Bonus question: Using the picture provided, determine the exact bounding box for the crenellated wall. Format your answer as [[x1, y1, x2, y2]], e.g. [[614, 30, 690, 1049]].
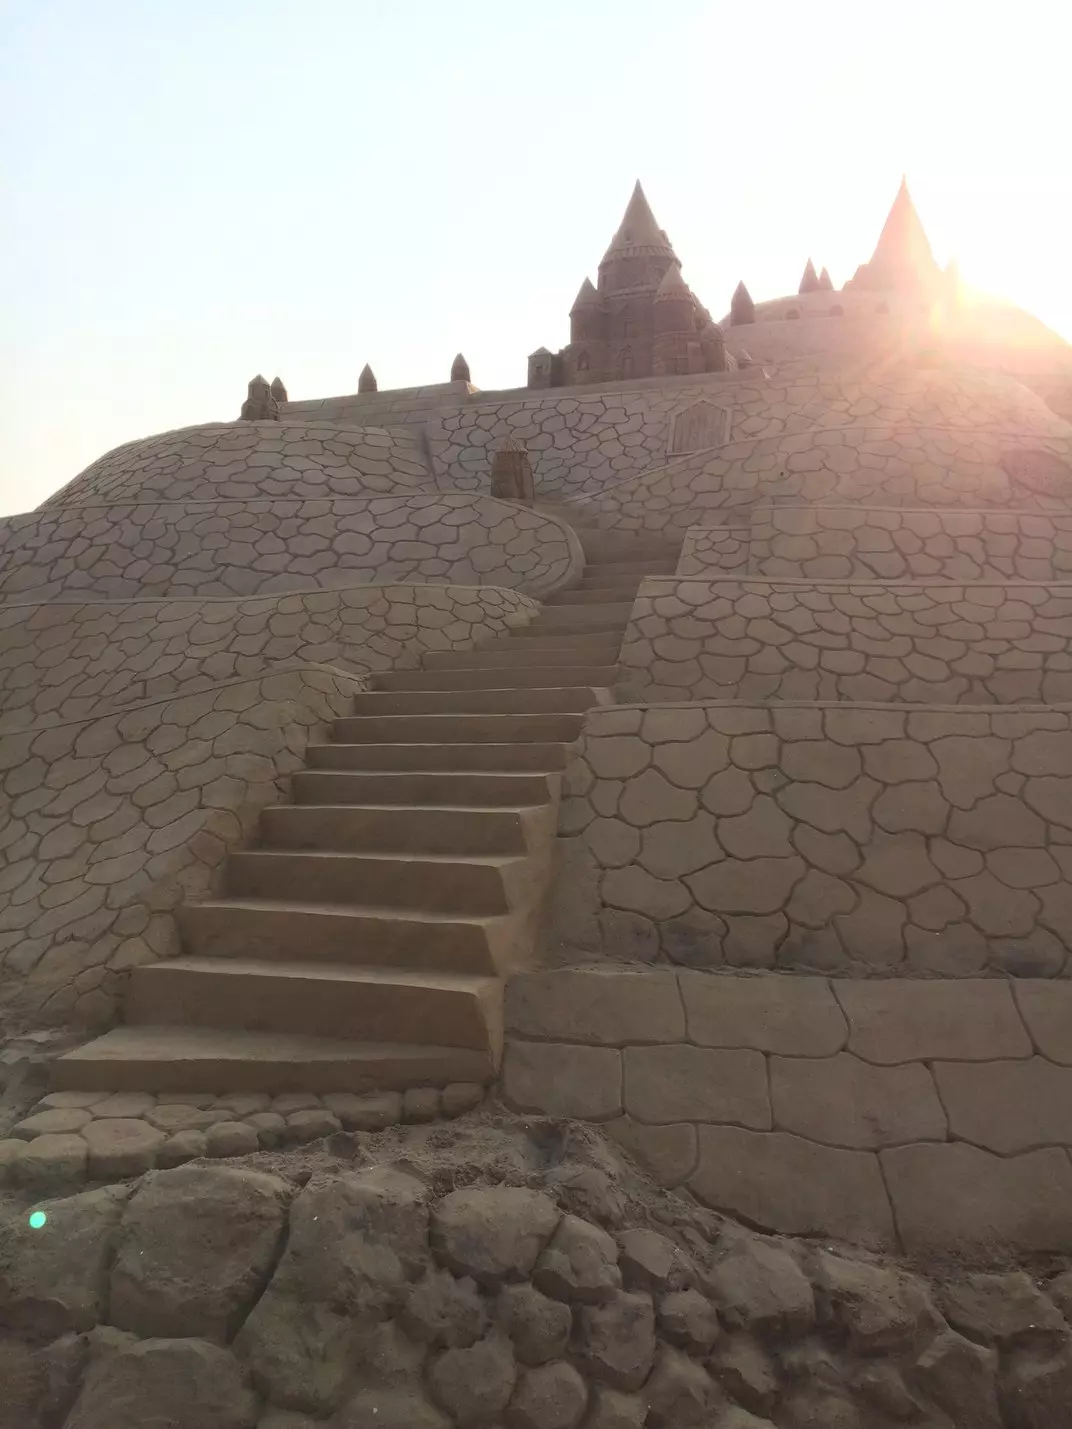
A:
[[552, 700, 1072, 979]]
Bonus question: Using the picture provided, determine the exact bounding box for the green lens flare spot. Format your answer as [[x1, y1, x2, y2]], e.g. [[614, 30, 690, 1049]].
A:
[[28, 1211, 47, 1229]]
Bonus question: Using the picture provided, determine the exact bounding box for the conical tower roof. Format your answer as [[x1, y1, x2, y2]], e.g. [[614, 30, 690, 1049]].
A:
[[570, 277, 599, 312], [654, 263, 690, 301], [600, 181, 677, 264], [859, 177, 940, 288], [799, 259, 820, 295]]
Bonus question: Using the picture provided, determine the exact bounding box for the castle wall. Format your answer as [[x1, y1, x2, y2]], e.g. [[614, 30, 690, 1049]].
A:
[[0, 584, 536, 735], [574, 425, 1072, 535], [0, 495, 583, 602], [749, 505, 1072, 579], [427, 366, 1070, 503], [503, 965, 1072, 1249], [617, 577, 1072, 704], [42, 422, 434, 509], [552, 700, 1072, 978]]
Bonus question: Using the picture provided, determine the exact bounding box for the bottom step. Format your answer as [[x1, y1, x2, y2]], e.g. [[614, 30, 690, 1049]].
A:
[[51, 1026, 493, 1094]]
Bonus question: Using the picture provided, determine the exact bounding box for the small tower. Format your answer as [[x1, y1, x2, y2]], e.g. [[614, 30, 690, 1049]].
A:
[[240, 374, 278, 422], [799, 259, 821, 295], [818, 267, 834, 292], [270, 376, 288, 402], [358, 364, 378, 394], [730, 281, 756, 326], [527, 347, 554, 390], [845, 177, 942, 294], [569, 278, 601, 344], [451, 353, 471, 383], [653, 264, 696, 376]]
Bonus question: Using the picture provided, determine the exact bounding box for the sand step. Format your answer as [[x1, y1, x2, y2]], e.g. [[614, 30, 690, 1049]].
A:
[[292, 767, 558, 807], [259, 802, 549, 857], [574, 577, 648, 593], [374, 665, 619, 692], [179, 899, 511, 975], [421, 639, 621, 670], [583, 557, 677, 574], [51, 1025, 493, 1094], [306, 741, 571, 773], [126, 959, 501, 1053], [228, 847, 531, 916], [329, 712, 585, 744], [521, 604, 635, 630], [350, 685, 604, 716], [544, 588, 640, 607]]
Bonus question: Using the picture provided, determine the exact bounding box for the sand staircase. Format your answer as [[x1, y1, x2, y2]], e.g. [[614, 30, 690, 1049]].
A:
[[53, 513, 680, 1094]]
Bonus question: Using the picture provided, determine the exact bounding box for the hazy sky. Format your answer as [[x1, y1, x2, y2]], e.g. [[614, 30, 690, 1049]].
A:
[[2, 0, 1069, 515]]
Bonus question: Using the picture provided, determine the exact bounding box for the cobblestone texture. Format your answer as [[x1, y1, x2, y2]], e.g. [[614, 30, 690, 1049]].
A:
[[0, 667, 363, 1027], [41, 421, 434, 508], [0, 494, 581, 602], [618, 577, 1072, 704], [750, 505, 1072, 580], [0, 584, 535, 734], [675, 525, 750, 576], [1, 1085, 485, 1190], [427, 366, 1071, 508], [503, 966, 1072, 1250], [553, 700, 1072, 976], [6, 1138, 1064, 1424], [571, 435, 1072, 541]]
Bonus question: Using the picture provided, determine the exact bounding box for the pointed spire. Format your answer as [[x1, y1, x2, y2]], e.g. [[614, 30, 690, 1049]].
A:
[[654, 263, 689, 300], [451, 353, 471, 382], [818, 267, 834, 292], [358, 363, 377, 394], [730, 281, 756, 326], [270, 376, 288, 401], [601, 180, 676, 262], [849, 176, 941, 292], [570, 277, 599, 312], [799, 259, 820, 295]]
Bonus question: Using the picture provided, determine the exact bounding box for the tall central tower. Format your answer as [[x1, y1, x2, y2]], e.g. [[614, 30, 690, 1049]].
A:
[[528, 182, 730, 388]]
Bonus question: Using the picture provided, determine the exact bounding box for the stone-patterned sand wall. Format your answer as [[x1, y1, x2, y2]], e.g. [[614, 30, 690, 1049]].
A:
[[0, 585, 536, 735], [552, 701, 1072, 978], [567, 424, 1072, 537], [617, 577, 1072, 705], [39, 422, 433, 509], [9, 1144, 1068, 1426], [675, 527, 750, 576], [750, 505, 1072, 580], [0, 667, 362, 1030], [0, 494, 582, 602], [428, 365, 1071, 500], [505, 967, 1072, 1251]]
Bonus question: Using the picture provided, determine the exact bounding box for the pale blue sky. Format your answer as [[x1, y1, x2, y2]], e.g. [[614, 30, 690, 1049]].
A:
[[2, 0, 1069, 515]]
